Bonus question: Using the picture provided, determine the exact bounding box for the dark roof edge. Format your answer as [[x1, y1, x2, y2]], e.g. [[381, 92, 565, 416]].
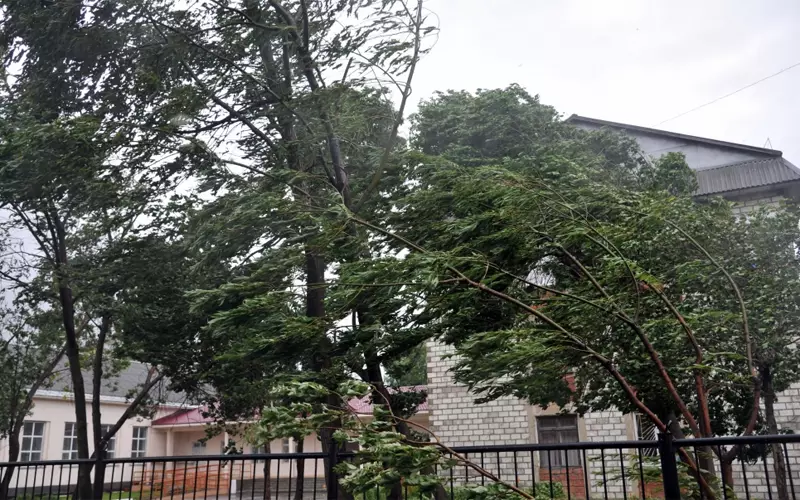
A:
[[566, 115, 782, 158], [695, 178, 800, 198]]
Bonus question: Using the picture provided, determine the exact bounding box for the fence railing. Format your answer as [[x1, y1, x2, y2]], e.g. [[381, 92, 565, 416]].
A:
[[1, 433, 799, 499]]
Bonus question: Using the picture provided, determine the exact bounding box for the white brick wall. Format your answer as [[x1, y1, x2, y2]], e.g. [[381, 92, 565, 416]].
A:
[[427, 340, 533, 485], [730, 196, 782, 215]]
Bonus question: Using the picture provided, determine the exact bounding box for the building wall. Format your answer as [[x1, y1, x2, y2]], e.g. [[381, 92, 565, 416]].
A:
[[0, 394, 181, 492], [427, 341, 534, 484], [0, 395, 177, 463], [573, 123, 768, 169]]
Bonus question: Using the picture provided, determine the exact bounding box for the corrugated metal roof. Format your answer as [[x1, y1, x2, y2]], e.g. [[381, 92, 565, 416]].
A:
[[695, 157, 800, 196]]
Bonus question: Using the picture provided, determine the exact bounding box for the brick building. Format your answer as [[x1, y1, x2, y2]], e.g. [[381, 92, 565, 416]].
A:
[[426, 117, 800, 497]]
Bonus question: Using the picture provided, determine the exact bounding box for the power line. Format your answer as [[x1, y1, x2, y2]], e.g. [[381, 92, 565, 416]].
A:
[[657, 60, 800, 126]]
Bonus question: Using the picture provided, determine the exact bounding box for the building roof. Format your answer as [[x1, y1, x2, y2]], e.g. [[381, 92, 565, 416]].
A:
[[566, 114, 800, 197], [151, 386, 429, 427], [347, 386, 429, 414], [566, 115, 782, 157], [48, 361, 188, 405], [695, 157, 800, 196]]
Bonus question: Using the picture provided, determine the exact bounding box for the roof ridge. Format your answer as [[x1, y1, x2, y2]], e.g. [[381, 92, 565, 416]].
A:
[[567, 114, 783, 157]]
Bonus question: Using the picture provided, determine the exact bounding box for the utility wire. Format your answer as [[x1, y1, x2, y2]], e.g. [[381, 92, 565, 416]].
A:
[[657, 60, 800, 125]]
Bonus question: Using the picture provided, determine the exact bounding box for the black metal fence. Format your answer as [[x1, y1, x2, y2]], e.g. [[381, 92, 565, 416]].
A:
[[1, 433, 799, 499]]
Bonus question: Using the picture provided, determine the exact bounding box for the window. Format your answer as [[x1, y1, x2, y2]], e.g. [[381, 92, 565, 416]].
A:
[[131, 427, 148, 458], [537, 415, 580, 468], [22, 422, 46, 461], [99, 425, 117, 459], [251, 444, 266, 463], [192, 440, 207, 455], [634, 413, 658, 457], [63, 423, 79, 459], [281, 438, 291, 462]]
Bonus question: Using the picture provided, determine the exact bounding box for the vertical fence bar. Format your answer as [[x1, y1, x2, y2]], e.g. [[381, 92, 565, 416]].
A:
[[637, 449, 646, 500], [450, 459, 455, 498], [600, 449, 608, 500], [480, 453, 485, 486], [465, 452, 470, 486], [619, 448, 628, 500], [547, 449, 553, 497], [694, 447, 705, 500], [239, 457, 246, 500], [192, 460, 199, 500], [658, 433, 681, 500], [496, 451, 501, 481], [253, 456, 258, 500], [313, 457, 319, 500], [180, 461, 188, 500], [13, 463, 21, 498], [741, 457, 751, 500], [565, 446, 572, 500], [118, 462, 126, 500], [582, 449, 590, 500], [327, 442, 338, 500], [109, 461, 116, 499], [160, 459, 168, 498], [216, 459, 223, 499], [513, 451, 519, 488], [276, 457, 282, 500], [149, 458, 158, 500], [288, 455, 293, 500], [764, 448, 775, 500], [784, 442, 797, 500], [717, 446, 729, 500], [48, 463, 54, 497], [31, 461, 38, 498], [530, 450, 536, 492]]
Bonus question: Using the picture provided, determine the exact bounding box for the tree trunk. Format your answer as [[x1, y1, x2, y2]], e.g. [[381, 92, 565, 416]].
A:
[[91, 314, 110, 499], [52, 213, 92, 499], [0, 423, 21, 499], [294, 438, 305, 500], [721, 460, 735, 497], [264, 440, 272, 499], [59, 286, 92, 500], [764, 365, 790, 500]]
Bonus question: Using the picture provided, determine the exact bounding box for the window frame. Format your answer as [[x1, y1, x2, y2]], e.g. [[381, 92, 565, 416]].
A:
[[21, 421, 46, 462], [281, 438, 291, 462], [191, 440, 207, 455], [63, 422, 79, 460], [131, 427, 148, 458], [99, 424, 117, 459], [536, 415, 581, 468]]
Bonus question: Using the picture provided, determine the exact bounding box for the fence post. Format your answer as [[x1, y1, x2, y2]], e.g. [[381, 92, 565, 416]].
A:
[[326, 437, 339, 500], [658, 432, 681, 500]]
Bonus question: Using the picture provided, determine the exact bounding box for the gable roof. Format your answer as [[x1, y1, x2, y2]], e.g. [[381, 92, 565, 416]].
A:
[[695, 157, 800, 196], [567, 114, 800, 197], [566, 115, 782, 158]]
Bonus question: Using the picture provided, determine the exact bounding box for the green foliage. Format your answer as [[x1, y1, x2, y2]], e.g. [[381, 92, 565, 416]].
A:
[[385, 343, 428, 387]]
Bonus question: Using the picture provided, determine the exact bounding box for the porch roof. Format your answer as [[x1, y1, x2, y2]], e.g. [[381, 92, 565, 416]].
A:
[[152, 386, 428, 427]]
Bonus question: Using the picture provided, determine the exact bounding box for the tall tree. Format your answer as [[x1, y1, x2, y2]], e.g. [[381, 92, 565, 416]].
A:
[[137, 5, 438, 499], [0, 0, 203, 495], [331, 87, 800, 497]]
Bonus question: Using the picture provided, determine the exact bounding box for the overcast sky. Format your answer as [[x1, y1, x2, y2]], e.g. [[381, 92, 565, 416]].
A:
[[409, 0, 800, 162]]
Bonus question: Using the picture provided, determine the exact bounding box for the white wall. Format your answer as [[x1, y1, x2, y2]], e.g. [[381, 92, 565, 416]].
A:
[[573, 122, 768, 169], [0, 395, 178, 463]]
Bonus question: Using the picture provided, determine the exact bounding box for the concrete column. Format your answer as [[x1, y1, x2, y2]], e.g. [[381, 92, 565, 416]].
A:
[[165, 429, 175, 457]]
